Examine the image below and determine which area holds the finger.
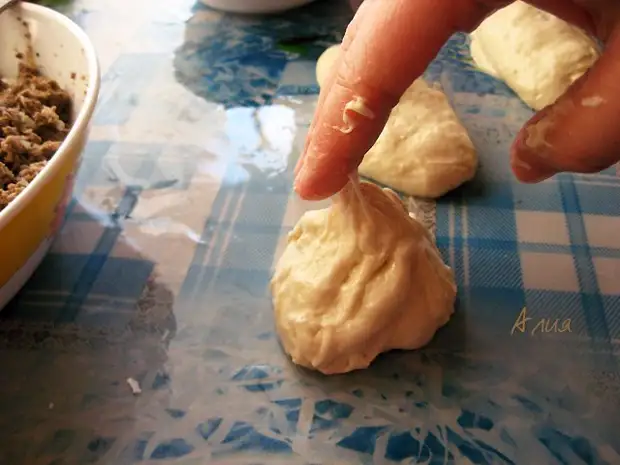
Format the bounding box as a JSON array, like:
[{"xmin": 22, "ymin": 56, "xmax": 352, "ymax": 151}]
[
  {"xmin": 294, "ymin": 2, "xmax": 373, "ymax": 178},
  {"xmin": 511, "ymin": 25, "xmax": 620, "ymax": 182},
  {"xmin": 294, "ymin": 0, "xmax": 490, "ymax": 200},
  {"xmin": 527, "ymin": 0, "xmax": 596, "ymax": 34},
  {"xmin": 348, "ymin": 0, "xmax": 364, "ymax": 12}
]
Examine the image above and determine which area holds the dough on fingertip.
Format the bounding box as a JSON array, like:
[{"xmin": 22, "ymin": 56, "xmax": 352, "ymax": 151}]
[
  {"xmin": 470, "ymin": 1, "xmax": 600, "ymax": 111},
  {"xmin": 271, "ymin": 180, "xmax": 456, "ymax": 375}
]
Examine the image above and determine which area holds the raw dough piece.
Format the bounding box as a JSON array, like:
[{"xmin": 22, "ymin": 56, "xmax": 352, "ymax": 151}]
[
  {"xmin": 271, "ymin": 180, "xmax": 456, "ymax": 375},
  {"xmin": 358, "ymin": 79, "xmax": 477, "ymax": 198},
  {"xmin": 315, "ymin": 45, "xmax": 478, "ymax": 198},
  {"xmin": 316, "ymin": 44, "xmax": 340, "ymax": 87},
  {"xmin": 470, "ymin": 1, "xmax": 600, "ymax": 111}
]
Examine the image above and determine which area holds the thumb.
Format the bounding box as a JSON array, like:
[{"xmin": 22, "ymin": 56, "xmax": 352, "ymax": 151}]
[{"xmin": 511, "ymin": 26, "xmax": 620, "ymax": 182}]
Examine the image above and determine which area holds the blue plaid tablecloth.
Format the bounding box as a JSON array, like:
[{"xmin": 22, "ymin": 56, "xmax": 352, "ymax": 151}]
[{"xmin": 1, "ymin": 0, "xmax": 619, "ymax": 464}]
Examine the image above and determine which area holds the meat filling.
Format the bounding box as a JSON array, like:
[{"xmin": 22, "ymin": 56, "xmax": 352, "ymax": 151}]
[{"xmin": 0, "ymin": 63, "xmax": 72, "ymax": 211}]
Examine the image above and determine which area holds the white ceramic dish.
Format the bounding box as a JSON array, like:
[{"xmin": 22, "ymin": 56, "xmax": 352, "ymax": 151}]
[
  {"xmin": 201, "ymin": 0, "xmax": 316, "ymax": 14},
  {"xmin": 0, "ymin": 2, "xmax": 100, "ymax": 310}
]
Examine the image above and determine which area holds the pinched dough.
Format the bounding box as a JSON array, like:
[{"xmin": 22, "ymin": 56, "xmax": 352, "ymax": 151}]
[
  {"xmin": 270, "ymin": 179, "xmax": 456, "ymax": 375},
  {"xmin": 315, "ymin": 45, "xmax": 478, "ymax": 198},
  {"xmin": 470, "ymin": 1, "xmax": 600, "ymax": 111}
]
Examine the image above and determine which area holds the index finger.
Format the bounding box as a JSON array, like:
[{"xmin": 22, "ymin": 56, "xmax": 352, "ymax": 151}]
[
  {"xmin": 294, "ymin": 0, "xmax": 486, "ymax": 200},
  {"xmin": 294, "ymin": 0, "xmax": 595, "ymax": 201}
]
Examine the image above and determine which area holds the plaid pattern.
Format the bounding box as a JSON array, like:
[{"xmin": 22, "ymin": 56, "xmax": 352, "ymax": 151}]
[
  {"xmin": 2, "ymin": 0, "xmax": 619, "ymax": 385},
  {"xmin": 1, "ymin": 1, "xmax": 620, "ymax": 464}
]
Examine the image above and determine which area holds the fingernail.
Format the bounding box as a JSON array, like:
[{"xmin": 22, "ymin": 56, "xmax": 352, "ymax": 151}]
[
  {"xmin": 294, "ymin": 150, "xmax": 329, "ymax": 200},
  {"xmin": 511, "ymin": 145, "xmax": 556, "ymax": 183},
  {"xmin": 294, "ymin": 151, "xmax": 305, "ymax": 177},
  {"xmin": 517, "ymin": 165, "xmax": 556, "ymax": 183},
  {"xmin": 511, "ymin": 129, "xmax": 557, "ymax": 183},
  {"xmin": 294, "ymin": 158, "xmax": 314, "ymax": 198},
  {"xmin": 294, "ymin": 160, "xmax": 305, "ymax": 187},
  {"xmin": 295, "ymin": 142, "xmax": 318, "ymax": 189},
  {"xmin": 294, "ymin": 169, "xmax": 323, "ymax": 200}
]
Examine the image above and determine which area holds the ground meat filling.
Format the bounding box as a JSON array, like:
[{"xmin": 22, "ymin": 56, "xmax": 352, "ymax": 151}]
[{"xmin": 0, "ymin": 63, "xmax": 72, "ymax": 211}]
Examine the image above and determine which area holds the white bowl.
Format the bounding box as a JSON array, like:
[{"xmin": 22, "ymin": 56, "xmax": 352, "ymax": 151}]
[
  {"xmin": 0, "ymin": 2, "xmax": 100, "ymax": 309},
  {"xmin": 201, "ymin": 0, "xmax": 316, "ymax": 14}
]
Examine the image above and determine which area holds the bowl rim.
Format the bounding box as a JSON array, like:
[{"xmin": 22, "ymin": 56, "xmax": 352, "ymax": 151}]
[{"xmin": 0, "ymin": 1, "xmax": 101, "ymax": 229}]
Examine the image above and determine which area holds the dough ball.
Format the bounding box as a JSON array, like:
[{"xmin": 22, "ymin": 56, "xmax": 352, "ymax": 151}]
[
  {"xmin": 315, "ymin": 44, "xmax": 340, "ymax": 88},
  {"xmin": 315, "ymin": 45, "xmax": 478, "ymax": 198},
  {"xmin": 358, "ymin": 79, "xmax": 478, "ymax": 198},
  {"xmin": 470, "ymin": 1, "xmax": 600, "ymax": 111},
  {"xmin": 270, "ymin": 180, "xmax": 456, "ymax": 375}
]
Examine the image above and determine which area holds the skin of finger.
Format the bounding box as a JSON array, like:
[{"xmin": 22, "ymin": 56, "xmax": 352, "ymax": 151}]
[
  {"xmin": 293, "ymin": 45, "xmax": 344, "ymax": 176},
  {"xmin": 294, "ymin": 3, "xmax": 370, "ymax": 177},
  {"xmin": 294, "ymin": 0, "xmax": 485, "ymax": 200},
  {"xmin": 349, "ymin": 0, "xmax": 364, "ymax": 12},
  {"xmin": 511, "ymin": 24, "xmax": 620, "ymax": 181},
  {"xmin": 526, "ymin": 0, "xmax": 597, "ymax": 33},
  {"xmin": 571, "ymin": 0, "xmax": 620, "ymax": 38}
]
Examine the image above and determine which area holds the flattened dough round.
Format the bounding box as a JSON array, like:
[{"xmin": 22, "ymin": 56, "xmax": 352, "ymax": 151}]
[
  {"xmin": 315, "ymin": 45, "xmax": 478, "ymax": 199},
  {"xmin": 470, "ymin": 1, "xmax": 600, "ymax": 111},
  {"xmin": 270, "ymin": 180, "xmax": 457, "ymax": 375}
]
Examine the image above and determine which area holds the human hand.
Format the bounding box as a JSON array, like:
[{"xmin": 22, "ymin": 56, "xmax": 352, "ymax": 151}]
[{"xmin": 295, "ymin": 0, "xmax": 620, "ymax": 200}]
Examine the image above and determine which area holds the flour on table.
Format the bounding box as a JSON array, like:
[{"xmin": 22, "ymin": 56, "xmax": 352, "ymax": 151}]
[
  {"xmin": 316, "ymin": 45, "xmax": 478, "ymax": 198},
  {"xmin": 470, "ymin": 1, "xmax": 600, "ymax": 111},
  {"xmin": 270, "ymin": 179, "xmax": 456, "ymax": 375}
]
